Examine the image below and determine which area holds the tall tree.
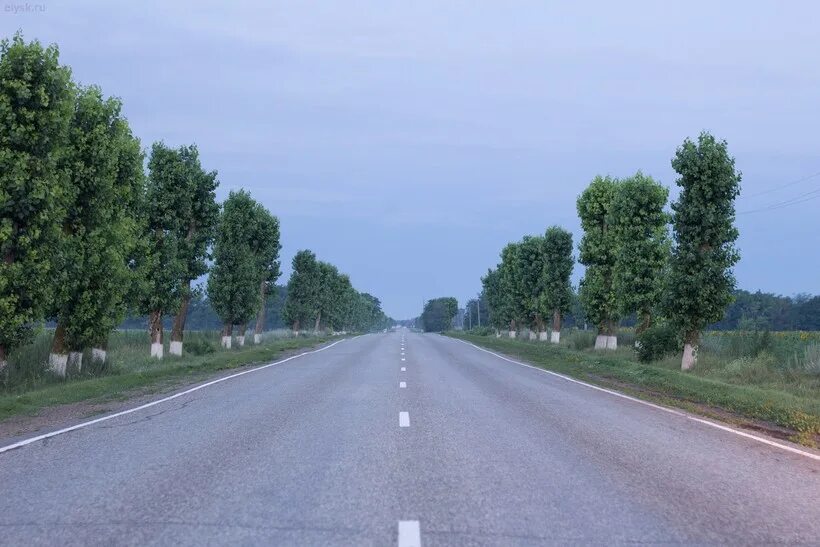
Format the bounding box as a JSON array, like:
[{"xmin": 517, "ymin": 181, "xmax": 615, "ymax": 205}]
[
  {"xmin": 207, "ymin": 190, "xmax": 262, "ymax": 348},
  {"xmin": 250, "ymin": 204, "xmax": 281, "ymax": 344},
  {"xmin": 420, "ymin": 297, "xmax": 458, "ymax": 332},
  {"xmin": 541, "ymin": 226, "xmax": 574, "ymax": 343},
  {"xmin": 0, "ymin": 34, "xmax": 73, "ymax": 372},
  {"xmin": 665, "ymin": 132, "xmax": 741, "ymax": 369},
  {"xmin": 48, "ymin": 85, "xmax": 144, "ymax": 375},
  {"xmin": 610, "ymin": 172, "xmax": 670, "ymax": 335},
  {"xmin": 135, "ymin": 143, "xmax": 188, "ymax": 358},
  {"xmin": 577, "ymin": 175, "xmax": 620, "ymax": 349},
  {"xmin": 169, "ymin": 147, "xmax": 219, "ymax": 356},
  {"xmin": 499, "ymin": 242, "xmax": 524, "ymax": 337},
  {"xmin": 514, "ymin": 235, "xmax": 548, "ymax": 338},
  {"xmin": 481, "ymin": 268, "xmax": 506, "ymax": 335},
  {"xmin": 283, "ymin": 250, "xmax": 320, "ymax": 333}
]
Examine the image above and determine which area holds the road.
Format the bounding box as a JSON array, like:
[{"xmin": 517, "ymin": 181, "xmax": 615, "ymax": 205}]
[{"xmin": 1, "ymin": 331, "xmax": 819, "ymax": 545}]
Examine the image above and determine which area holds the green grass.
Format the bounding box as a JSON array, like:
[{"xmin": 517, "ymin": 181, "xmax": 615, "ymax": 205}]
[
  {"xmin": 449, "ymin": 331, "xmax": 820, "ymax": 446},
  {"xmin": 0, "ymin": 329, "xmax": 338, "ymax": 422}
]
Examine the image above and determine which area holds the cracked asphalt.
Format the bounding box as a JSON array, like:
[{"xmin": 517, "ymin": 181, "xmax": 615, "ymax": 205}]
[{"xmin": 1, "ymin": 331, "xmax": 819, "ymax": 546}]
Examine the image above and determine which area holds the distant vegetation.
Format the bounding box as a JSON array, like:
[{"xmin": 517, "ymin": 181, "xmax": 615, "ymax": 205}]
[{"xmin": 420, "ymin": 298, "xmax": 458, "ymax": 332}]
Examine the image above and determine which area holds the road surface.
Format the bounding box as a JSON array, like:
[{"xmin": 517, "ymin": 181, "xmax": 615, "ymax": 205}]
[{"xmin": 1, "ymin": 331, "xmax": 819, "ymax": 545}]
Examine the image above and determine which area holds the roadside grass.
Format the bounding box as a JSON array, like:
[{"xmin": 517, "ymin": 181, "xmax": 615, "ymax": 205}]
[
  {"xmin": 0, "ymin": 329, "xmax": 337, "ymax": 422},
  {"xmin": 449, "ymin": 331, "xmax": 820, "ymax": 447}
]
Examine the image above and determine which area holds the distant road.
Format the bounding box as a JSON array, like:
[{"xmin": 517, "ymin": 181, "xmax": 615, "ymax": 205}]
[{"xmin": 2, "ymin": 331, "xmax": 819, "ymax": 545}]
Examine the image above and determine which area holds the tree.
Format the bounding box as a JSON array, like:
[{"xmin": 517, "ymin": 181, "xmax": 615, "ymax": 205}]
[
  {"xmin": 135, "ymin": 143, "xmax": 189, "ymax": 358},
  {"xmin": 513, "ymin": 235, "xmax": 548, "ymax": 338},
  {"xmin": 207, "ymin": 190, "xmax": 263, "ymax": 348},
  {"xmin": 249, "ymin": 204, "xmax": 281, "ymax": 344},
  {"xmin": 168, "ymin": 146, "xmax": 219, "ymax": 356},
  {"xmin": 665, "ymin": 132, "xmax": 741, "ymax": 370},
  {"xmin": 499, "ymin": 242, "xmax": 525, "ymax": 337},
  {"xmin": 48, "ymin": 85, "xmax": 144, "ymax": 375},
  {"xmin": 610, "ymin": 172, "xmax": 669, "ymax": 335},
  {"xmin": 0, "ymin": 34, "xmax": 73, "ymax": 371},
  {"xmin": 420, "ymin": 297, "xmax": 458, "ymax": 332},
  {"xmin": 577, "ymin": 175, "xmax": 620, "ymax": 349},
  {"xmin": 283, "ymin": 250, "xmax": 320, "ymax": 333},
  {"xmin": 541, "ymin": 226, "xmax": 574, "ymax": 343}
]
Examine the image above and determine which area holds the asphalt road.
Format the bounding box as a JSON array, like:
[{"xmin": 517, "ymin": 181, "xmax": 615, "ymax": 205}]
[{"xmin": 2, "ymin": 330, "xmax": 819, "ymax": 546}]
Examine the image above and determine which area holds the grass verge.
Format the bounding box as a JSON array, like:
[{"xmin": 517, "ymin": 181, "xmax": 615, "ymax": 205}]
[
  {"xmin": 448, "ymin": 332, "xmax": 820, "ymax": 447},
  {"xmin": 0, "ymin": 335, "xmax": 338, "ymax": 423}
]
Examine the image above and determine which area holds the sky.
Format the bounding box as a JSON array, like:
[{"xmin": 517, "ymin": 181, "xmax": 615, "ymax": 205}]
[{"xmin": 3, "ymin": 1, "xmax": 819, "ymax": 319}]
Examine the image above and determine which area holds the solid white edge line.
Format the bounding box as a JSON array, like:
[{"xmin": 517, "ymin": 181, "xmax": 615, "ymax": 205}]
[
  {"xmin": 0, "ymin": 336, "xmax": 359, "ymax": 455},
  {"xmin": 455, "ymin": 338, "xmax": 820, "ymax": 462},
  {"xmin": 398, "ymin": 520, "xmax": 421, "ymax": 547},
  {"xmin": 399, "ymin": 411, "xmax": 410, "ymax": 427}
]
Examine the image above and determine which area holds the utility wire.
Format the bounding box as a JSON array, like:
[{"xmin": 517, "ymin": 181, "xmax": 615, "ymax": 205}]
[
  {"xmin": 738, "ymin": 186, "xmax": 820, "ymax": 214},
  {"xmin": 741, "ymin": 170, "xmax": 820, "ymax": 199}
]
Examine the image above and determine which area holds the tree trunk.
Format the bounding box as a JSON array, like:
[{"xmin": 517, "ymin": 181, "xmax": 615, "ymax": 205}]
[
  {"xmin": 682, "ymin": 331, "xmax": 699, "ymax": 370},
  {"xmin": 551, "ymin": 308, "xmax": 562, "ymax": 343},
  {"xmin": 254, "ymin": 279, "xmax": 267, "ymax": 344},
  {"xmin": 508, "ymin": 319, "xmax": 516, "ymax": 339},
  {"xmin": 221, "ymin": 323, "xmax": 233, "ymax": 349},
  {"xmin": 48, "ymin": 323, "xmax": 70, "ymax": 377},
  {"xmin": 149, "ymin": 309, "xmax": 163, "ymax": 359},
  {"xmin": 0, "ymin": 345, "xmax": 7, "ymax": 372},
  {"xmin": 169, "ymin": 291, "xmax": 190, "ymax": 356},
  {"xmin": 292, "ymin": 320, "xmax": 300, "ymax": 337},
  {"xmin": 236, "ymin": 323, "xmax": 246, "ymax": 347},
  {"xmin": 91, "ymin": 337, "xmax": 108, "ymax": 364},
  {"xmin": 314, "ymin": 312, "xmax": 321, "ymax": 333},
  {"xmin": 636, "ymin": 308, "xmax": 652, "ymax": 335}
]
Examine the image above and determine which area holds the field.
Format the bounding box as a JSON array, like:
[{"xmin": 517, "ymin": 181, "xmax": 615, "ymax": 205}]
[
  {"xmin": 452, "ymin": 328, "xmax": 820, "ymax": 446},
  {"xmin": 0, "ymin": 328, "xmax": 334, "ymax": 421}
]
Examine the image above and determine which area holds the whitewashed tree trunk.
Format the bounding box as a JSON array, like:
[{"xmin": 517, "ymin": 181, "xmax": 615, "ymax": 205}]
[
  {"xmin": 495, "ymin": 330, "xmax": 501, "ymax": 338},
  {"xmin": 169, "ymin": 341, "xmax": 183, "ymax": 356},
  {"xmin": 254, "ymin": 334, "xmax": 261, "ymax": 345},
  {"xmin": 150, "ymin": 343, "xmax": 163, "ymax": 359},
  {"xmin": 682, "ymin": 343, "xmax": 697, "ymax": 370},
  {"xmin": 48, "ymin": 353, "xmax": 68, "ymax": 377},
  {"xmin": 550, "ymin": 331, "xmax": 560, "ymax": 344},
  {"xmin": 91, "ymin": 348, "xmax": 107, "ymax": 363},
  {"xmin": 69, "ymin": 351, "xmax": 83, "ymax": 372},
  {"xmin": 528, "ymin": 331, "xmax": 536, "ymax": 341},
  {"xmin": 606, "ymin": 336, "xmax": 618, "ymax": 350},
  {"xmin": 594, "ymin": 335, "xmax": 607, "ymax": 349},
  {"xmin": 221, "ymin": 336, "xmax": 232, "ymax": 349},
  {"xmin": 538, "ymin": 331, "xmax": 548, "ymax": 341},
  {"xmin": 0, "ymin": 360, "xmax": 6, "ymax": 372},
  {"xmin": 508, "ymin": 330, "xmax": 516, "ymax": 339},
  {"xmin": 237, "ymin": 336, "xmax": 245, "ymax": 347}
]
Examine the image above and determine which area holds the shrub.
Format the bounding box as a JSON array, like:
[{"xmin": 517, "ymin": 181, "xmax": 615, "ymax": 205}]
[
  {"xmin": 568, "ymin": 330, "xmax": 596, "ymax": 350},
  {"xmin": 636, "ymin": 324, "xmax": 680, "ymax": 363},
  {"xmin": 185, "ymin": 337, "xmax": 217, "ymax": 356}
]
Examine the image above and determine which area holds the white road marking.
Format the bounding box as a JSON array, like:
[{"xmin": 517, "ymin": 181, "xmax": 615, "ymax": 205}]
[
  {"xmin": 400, "ymin": 381, "xmax": 407, "ymax": 388},
  {"xmin": 401, "ymin": 367, "xmax": 406, "ymax": 371},
  {"xmin": 399, "ymin": 412, "xmax": 410, "ymax": 427},
  {"xmin": 401, "ymin": 358, "xmax": 406, "ymax": 361},
  {"xmin": 398, "ymin": 520, "xmax": 421, "ymax": 547},
  {"xmin": 456, "ymin": 338, "xmax": 820, "ymax": 462},
  {"xmin": 0, "ymin": 337, "xmax": 358, "ymax": 455}
]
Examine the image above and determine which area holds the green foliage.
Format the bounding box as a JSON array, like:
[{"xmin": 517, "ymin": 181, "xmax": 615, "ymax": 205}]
[
  {"xmin": 207, "ymin": 190, "xmax": 263, "ymax": 328},
  {"xmin": 51, "ymin": 85, "xmax": 144, "ymax": 350},
  {"xmin": 0, "ymin": 34, "xmax": 74, "ymax": 360},
  {"xmin": 636, "ymin": 324, "xmax": 680, "ymax": 363},
  {"xmin": 283, "ymin": 249, "xmax": 320, "ymax": 330},
  {"xmin": 541, "ymin": 226, "xmax": 574, "ymax": 325},
  {"xmin": 610, "ymin": 172, "xmax": 669, "ymax": 332},
  {"xmin": 420, "ymin": 297, "xmax": 458, "ymax": 332},
  {"xmin": 665, "ymin": 132, "xmax": 741, "ymax": 347},
  {"xmin": 498, "ymin": 242, "xmax": 525, "ymax": 329},
  {"xmin": 577, "ymin": 175, "xmax": 620, "ymax": 335},
  {"xmin": 513, "ymin": 235, "xmax": 547, "ymax": 330},
  {"xmin": 481, "ymin": 268, "xmax": 506, "ymax": 330}
]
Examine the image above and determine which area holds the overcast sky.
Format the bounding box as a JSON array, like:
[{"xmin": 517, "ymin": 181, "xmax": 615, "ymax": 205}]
[{"xmin": 3, "ymin": 1, "xmax": 819, "ymax": 319}]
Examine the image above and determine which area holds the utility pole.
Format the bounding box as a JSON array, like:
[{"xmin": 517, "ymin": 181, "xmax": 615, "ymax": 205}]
[{"xmin": 476, "ymin": 293, "xmax": 481, "ymax": 327}]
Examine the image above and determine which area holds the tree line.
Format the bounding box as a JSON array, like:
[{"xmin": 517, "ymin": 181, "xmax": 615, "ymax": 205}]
[
  {"xmin": 479, "ymin": 132, "xmax": 742, "ymax": 370},
  {"xmin": 0, "ymin": 34, "xmax": 389, "ymax": 376},
  {"xmin": 420, "ymin": 297, "xmax": 459, "ymax": 332}
]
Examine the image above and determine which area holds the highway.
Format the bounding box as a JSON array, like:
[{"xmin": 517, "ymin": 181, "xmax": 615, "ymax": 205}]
[{"xmin": 1, "ymin": 330, "xmax": 819, "ymax": 545}]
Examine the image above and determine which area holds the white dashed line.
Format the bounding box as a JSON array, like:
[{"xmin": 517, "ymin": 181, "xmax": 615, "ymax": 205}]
[
  {"xmin": 401, "ymin": 367, "xmax": 406, "ymax": 371},
  {"xmin": 400, "ymin": 381, "xmax": 407, "ymax": 388},
  {"xmin": 398, "ymin": 520, "xmax": 421, "ymax": 546},
  {"xmin": 401, "ymin": 358, "xmax": 406, "ymax": 361},
  {"xmin": 399, "ymin": 412, "xmax": 410, "ymax": 427}
]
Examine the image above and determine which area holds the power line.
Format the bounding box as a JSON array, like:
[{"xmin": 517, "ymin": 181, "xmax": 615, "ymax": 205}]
[
  {"xmin": 741, "ymin": 170, "xmax": 820, "ymax": 199},
  {"xmin": 738, "ymin": 186, "xmax": 820, "ymax": 215}
]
